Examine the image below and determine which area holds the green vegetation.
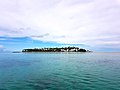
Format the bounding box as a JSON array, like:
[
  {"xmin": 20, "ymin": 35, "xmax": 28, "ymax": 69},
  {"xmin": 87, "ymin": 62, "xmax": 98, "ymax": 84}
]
[{"xmin": 22, "ymin": 47, "xmax": 91, "ymax": 52}]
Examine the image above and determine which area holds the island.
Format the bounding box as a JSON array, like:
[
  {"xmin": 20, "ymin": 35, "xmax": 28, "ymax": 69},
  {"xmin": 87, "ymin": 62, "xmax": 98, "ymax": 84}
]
[{"xmin": 22, "ymin": 47, "xmax": 91, "ymax": 52}]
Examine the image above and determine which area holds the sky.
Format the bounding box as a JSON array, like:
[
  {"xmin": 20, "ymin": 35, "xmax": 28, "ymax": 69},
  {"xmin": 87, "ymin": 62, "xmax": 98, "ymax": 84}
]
[{"xmin": 0, "ymin": 0, "xmax": 120, "ymax": 52}]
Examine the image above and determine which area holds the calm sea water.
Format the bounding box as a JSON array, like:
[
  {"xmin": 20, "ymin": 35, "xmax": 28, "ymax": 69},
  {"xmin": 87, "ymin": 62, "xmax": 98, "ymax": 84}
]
[{"xmin": 0, "ymin": 52, "xmax": 120, "ymax": 90}]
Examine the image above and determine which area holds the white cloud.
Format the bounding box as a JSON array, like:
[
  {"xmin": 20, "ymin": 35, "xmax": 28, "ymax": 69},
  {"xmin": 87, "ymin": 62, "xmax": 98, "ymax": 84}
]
[
  {"xmin": 0, "ymin": 45, "xmax": 4, "ymax": 48},
  {"xmin": 0, "ymin": 0, "xmax": 120, "ymax": 48},
  {"xmin": 0, "ymin": 45, "xmax": 5, "ymax": 52}
]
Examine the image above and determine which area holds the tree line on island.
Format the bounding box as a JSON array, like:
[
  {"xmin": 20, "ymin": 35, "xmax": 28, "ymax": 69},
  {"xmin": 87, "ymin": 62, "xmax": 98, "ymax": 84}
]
[{"xmin": 22, "ymin": 47, "xmax": 91, "ymax": 52}]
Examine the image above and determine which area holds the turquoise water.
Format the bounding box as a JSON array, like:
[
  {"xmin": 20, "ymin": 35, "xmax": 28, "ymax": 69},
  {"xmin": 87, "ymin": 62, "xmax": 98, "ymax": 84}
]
[{"xmin": 0, "ymin": 52, "xmax": 120, "ymax": 90}]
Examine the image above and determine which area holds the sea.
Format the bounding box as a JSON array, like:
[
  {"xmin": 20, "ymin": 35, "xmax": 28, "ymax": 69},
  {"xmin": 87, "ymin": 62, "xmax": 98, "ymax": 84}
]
[{"xmin": 0, "ymin": 52, "xmax": 120, "ymax": 90}]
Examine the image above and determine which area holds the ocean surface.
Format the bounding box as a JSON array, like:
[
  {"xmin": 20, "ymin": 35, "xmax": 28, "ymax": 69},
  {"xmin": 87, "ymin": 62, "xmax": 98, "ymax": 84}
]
[{"xmin": 0, "ymin": 52, "xmax": 120, "ymax": 90}]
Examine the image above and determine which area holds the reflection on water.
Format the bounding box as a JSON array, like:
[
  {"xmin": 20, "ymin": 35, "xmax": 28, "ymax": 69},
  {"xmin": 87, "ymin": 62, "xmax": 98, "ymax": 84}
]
[{"xmin": 0, "ymin": 52, "xmax": 120, "ymax": 90}]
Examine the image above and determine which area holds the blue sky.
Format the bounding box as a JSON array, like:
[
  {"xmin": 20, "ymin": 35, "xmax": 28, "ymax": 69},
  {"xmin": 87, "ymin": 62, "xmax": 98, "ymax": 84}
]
[
  {"xmin": 0, "ymin": 36, "xmax": 91, "ymax": 52},
  {"xmin": 0, "ymin": 0, "xmax": 120, "ymax": 52},
  {"xmin": 1, "ymin": 36, "xmax": 120, "ymax": 52}
]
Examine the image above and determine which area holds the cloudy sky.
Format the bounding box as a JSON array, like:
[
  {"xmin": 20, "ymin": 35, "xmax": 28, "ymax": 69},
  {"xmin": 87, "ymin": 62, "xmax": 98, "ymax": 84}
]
[{"xmin": 0, "ymin": 0, "xmax": 120, "ymax": 52}]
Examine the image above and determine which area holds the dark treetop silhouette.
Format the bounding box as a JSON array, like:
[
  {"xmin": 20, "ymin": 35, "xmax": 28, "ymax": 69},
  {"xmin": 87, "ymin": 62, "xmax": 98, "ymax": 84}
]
[{"xmin": 22, "ymin": 47, "xmax": 91, "ymax": 52}]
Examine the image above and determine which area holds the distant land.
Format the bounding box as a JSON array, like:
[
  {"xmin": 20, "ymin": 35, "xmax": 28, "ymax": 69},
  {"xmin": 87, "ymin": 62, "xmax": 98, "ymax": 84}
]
[{"xmin": 22, "ymin": 47, "xmax": 91, "ymax": 52}]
